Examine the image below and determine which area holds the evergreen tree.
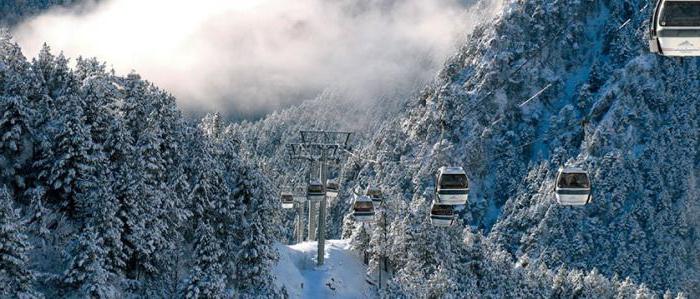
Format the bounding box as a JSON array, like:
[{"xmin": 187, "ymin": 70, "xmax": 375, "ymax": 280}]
[
  {"xmin": 187, "ymin": 136, "xmax": 228, "ymax": 226},
  {"xmin": 340, "ymin": 213, "xmax": 355, "ymax": 239},
  {"xmin": 121, "ymin": 117, "xmax": 170, "ymax": 279},
  {"xmin": 63, "ymin": 226, "xmax": 116, "ymax": 298},
  {"xmin": 350, "ymin": 224, "xmax": 370, "ymax": 263},
  {"xmin": 1, "ymin": 32, "xmax": 35, "ymax": 97},
  {"xmin": 31, "ymin": 44, "xmax": 56, "ymax": 98},
  {"xmin": 78, "ymin": 170, "xmax": 126, "ymax": 275},
  {"xmin": 0, "ymin": 95, "xmax": 34, "ymax": 189},
  {"xmin": 75, "ymin": 57, "xmax": 118, "ymax": 145},
  {"xmin": 233, "ymin": 166, "xmax": 280, "ymax": 297},
  {"xmin": 37, "ymin": 97, "xmax": 102, "ymax": 217},
  {"xmin": 120, "ymin": 73, "xmax": 152, "ymax": 140},
  {"xmin": 366, "ymin": 210, "xmax": 387, "ymax": 278},
  {"xmin": 200, "ymin": 112, "xmax": 224, "ymax": 140},
  {"xmin": 184, "ymin": 222, "xmax": 225, "ymax": 299},
  {"xmin": 427, "ymin": 264, "xmax": 457, "ymax": 298},
  {"xmin": 0, "ymin": 186, "xmax": 38, "ymax": 298}
]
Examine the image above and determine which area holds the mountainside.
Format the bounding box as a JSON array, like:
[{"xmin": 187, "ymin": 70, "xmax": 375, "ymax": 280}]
[
  {"xmin": 1, "ymin": 0, "xmax": 698, "ymax": 298},
  {"xmin": 237, "ymin": 0, "xmax": 698, "ymax": 297},
  {"xmin": 354, "ymin": 0, "xmax": 698, "ymax": 296},
  {"xmin": 0, "ymin": 36, "xmax": 282, "ymax": 297}
]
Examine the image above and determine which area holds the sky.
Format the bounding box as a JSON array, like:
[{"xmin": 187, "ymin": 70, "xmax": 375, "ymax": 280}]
[{"xmin": 13, "ymin": 0, "xmax": 502, "ymax": 119}]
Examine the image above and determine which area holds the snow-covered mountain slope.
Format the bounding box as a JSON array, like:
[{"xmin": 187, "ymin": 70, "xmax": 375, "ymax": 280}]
[
  {"xmin": 346, "ymin": 0, "xmax": 699, "ymax": 296},
  {"xmin": 238, "ymin": 0, "xmax": 698, "ymax": 297},
  {"xmin": 0, "ymin": 38, "xmax": 282, "ymax": 297},
  {"xmin": 274, "ymin": 240, "xmax": 375, "ymax": 299}
]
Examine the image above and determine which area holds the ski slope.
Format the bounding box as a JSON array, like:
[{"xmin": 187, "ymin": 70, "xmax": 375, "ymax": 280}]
[{"xmin": 274, "ymin": 239, "xmax": 376, "ymax": 298}]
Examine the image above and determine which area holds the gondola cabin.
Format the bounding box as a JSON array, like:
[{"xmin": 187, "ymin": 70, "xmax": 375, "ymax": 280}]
[
  {"xmin": 435, "ymin": 166, "xmax": 469, "ymax": 205},
  {"xmin": 307, "ymin": 179, "xmax": 325, "ymax": 202},
  {"xmin": 554, "ymin": 167, "xmax": 592, "ymax": 206},
  {"xmin": 430, "ymin": 202, "xmax": 455, "ymax": 227},
  {"xmin": 281, "ymin": 191, "xmax": 294, "ymax": 209},
  {"xmin": 326, "ymin": 179, "xmax": 340, "ymax": 198},
  {"xmin": 366, "ymin": 186, "xmax": 383, "ymax": 204},
  {"xmin": 352, "ymin": 195, "xmax": 375, "ymax": 222},
  {"xmin": 649, "ymin": 0, "xmax": 700, "ymax": 56}
]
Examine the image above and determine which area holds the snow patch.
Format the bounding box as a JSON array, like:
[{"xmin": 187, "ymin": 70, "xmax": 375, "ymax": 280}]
[{"xmin": 274, "ymin": 239, "xmax": 375, "ymax": 299}]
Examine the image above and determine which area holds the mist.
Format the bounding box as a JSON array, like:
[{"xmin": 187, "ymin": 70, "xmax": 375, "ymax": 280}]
[{"xmin": 12, "ymin": 0, "xmax": 502, "ymax": 119}]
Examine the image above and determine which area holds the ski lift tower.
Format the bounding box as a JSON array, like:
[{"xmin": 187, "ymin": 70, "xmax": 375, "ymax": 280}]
[{"xmin": 288, "ymin": 130, "xmax": 352, "ymax": 266}]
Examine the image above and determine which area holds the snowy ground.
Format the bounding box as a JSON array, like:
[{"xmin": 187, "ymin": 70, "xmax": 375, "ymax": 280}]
[{"xmin": 274, "ymin": 239, "xmax": 376, "ymax": 298}]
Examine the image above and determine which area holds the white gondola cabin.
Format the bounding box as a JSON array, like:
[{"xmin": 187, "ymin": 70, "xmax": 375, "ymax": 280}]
[
  {"xmin": 366, "ymin": 186, "xmax": 383, "ymax": 204},
  {"xmin": 435, "ymin": 166, "xmax": 469, "ymax": 205},
  {"xmin": 281, "ymin": 191, "xmax": 294, "ymax": 209},
  {"xmin": 352, "ymin": 195, "xmax": 375, "ymax": 222},
  {"xmin": 326, "ymin": 179, "xmax": 339, "ymax": 198},
  {"xmin": 307, "ymin": 179, "xmax": 325, "ymax": 202},
  {"xmin": 554, "ymin": 167, "xmax": 592, "ymax": 206},
  {"xmin": 430, "ymin": 202, "xmax": 455, "ymax": 227},
  {"xmin": 649, "ymin": 0, "xmax": 700, "ymax": 56}
]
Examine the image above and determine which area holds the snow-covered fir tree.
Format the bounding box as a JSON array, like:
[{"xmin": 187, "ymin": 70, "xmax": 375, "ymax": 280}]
[
  {"xmin": 0, "ymin": 186, "xmax": 38, "ymax": 298},
  {"xmin": 63, "ymin": 226, "xmax": 116, "ymax": 298},
  {"xmin": 184, "ymin": 221, "xmax": 226, "ymax": 299}
]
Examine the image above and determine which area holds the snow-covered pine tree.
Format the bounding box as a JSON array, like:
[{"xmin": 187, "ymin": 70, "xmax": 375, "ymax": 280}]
[
  {"xmin": 340, "ymin": 213, "xmax": 355, "ymax": 239},
  {"xmin": 120, "ymin": 73, "xmax": 152, "ymax": 140},
  {"xmin": 186, "ymin": 133, "xmax": 228, "ymax": 227},
  {"xmin": 366, "ymin": 210, "xmax": 387, "ymax": 279},
  {"xmin": 190, "ymin": 127, "xmax": 241, "ymax": 286},
  {"xmin": 154, "ymin": 92, "xmax": 191, "ymax": 248},
  {"xmin": 77, "ymin": 167, "xmax": 125, "ymax": 276},
  {"xmin": 1, "ymin": 34, "xmax": 38, "ymax": 193},
  {"xmin": 44, "ymin": 51, "xmax": 76, "ymax": 101},
  {"xmin": 184, "ymin": 222, "xmax": 226, "ymax": 299},
  {"xmin": 233, "ymin": 165, "xmax": 280, "ymax": 297},
  {"xmin": 200, "ymin": 112, "xmax": 224, "ymax": 140},
  {"xmin": 1, "ymin": 31, "xmax": 35, "ymax": 99},
  {"xmin": 23, "ymin": 186, "xmax": 50, "ymax": 238},
  {"xmin": 349, "ymin": 223, "xmax": 370, "ymax": 264},
  {"xmin": 36, "ymin": 95, "xmax": 103, "ymax": 217},
  {"xmin": 426, "ymin": 264, "xmax": 457, "ymax": 298},
  {"xmin": 121, "ymin": 115, "xmax": 170, "ymax": 279},
  {"xmin": 0, "ymin": 95, "xmax": 34, "ymax": 189},
  {"xmin": 75, "ymin": 57, "xmax": 119, "ymax": 146},
  {"xmin": 0, "ymin": 186, "xmax": 39, "ymax": 298},
  {"xmin": 63, "ymin": 226, "xmax": 116, "ymax": 298}
]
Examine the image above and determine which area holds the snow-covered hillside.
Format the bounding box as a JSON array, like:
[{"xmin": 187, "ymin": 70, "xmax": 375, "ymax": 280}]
[
  {"xmin": 274, "ymin": 240, "xmax": 375, "ymax": 299},
  {"xmin": 238, "ymin": 0, "xmax": 698, "ymax": 297},
  {"xmin": 0, "ymin": 37, "xmax": 282, "ymax": 297},
  {"xmin": 2, "ymin": 0, "xmax": 698, "ymax": 298}
]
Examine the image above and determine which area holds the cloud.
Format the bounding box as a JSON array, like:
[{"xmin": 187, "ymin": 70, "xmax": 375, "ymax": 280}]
[{"xmin": 12, "ymin": 0, "xmax": 501, "ymax": 118}]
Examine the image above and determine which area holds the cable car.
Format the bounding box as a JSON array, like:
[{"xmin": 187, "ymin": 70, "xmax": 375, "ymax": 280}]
[
  {"xmin": 307, "ymin": 179, "xmax": 325, "ymax": 202},
  {"xmin": 365, "ymin": 185, "xmax": 383, "ymax": 204},
  {"xmin": 430, "ymin": 202, "xmax": 455, "ymax": 227},
  {"xmin": 352, "ymin": 195, "xmax": 375, "ymax": 222},
  {"xmin": 326, "ymin": 179, "xmax": 339, "ymax": 198},
  {"xmin": 554, "ymin": 167, "xmax": 592, "ymax": 206},
  {"xmin": 649, "ymin": 0, "xmax": 700, "ymax": 56},
  {"xmin": 281, "ymin": 191, "xmax": 294, "ymax": 209},
  {"xmin": 435, "ymin": 166, "xmax": 469, "ymax": 205}
]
